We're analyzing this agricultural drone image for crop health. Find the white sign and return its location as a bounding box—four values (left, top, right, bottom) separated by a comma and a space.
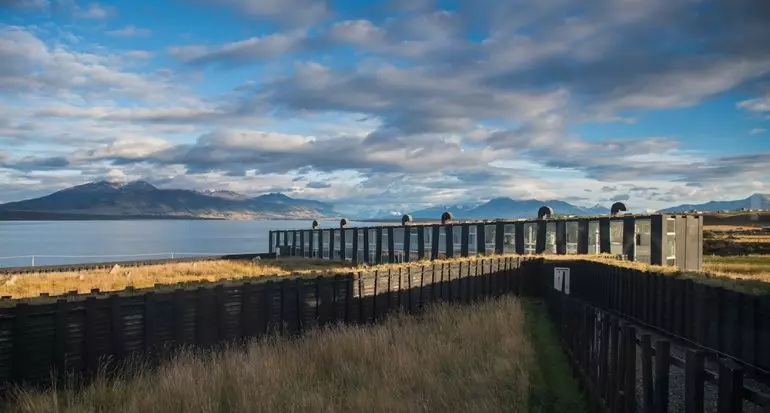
554, 267, 570, 295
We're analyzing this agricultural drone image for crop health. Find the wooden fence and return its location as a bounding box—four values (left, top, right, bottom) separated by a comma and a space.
0, 257, 541, 386
545, 288, 770, 413
540, 260, 770, 376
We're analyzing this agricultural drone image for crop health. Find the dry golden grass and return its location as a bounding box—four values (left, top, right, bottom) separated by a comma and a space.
702, 255, 770, 280
0, 255, 530, 300
12, 297, 536, 413
544, 254, 770, 294
0, 258, 350, 299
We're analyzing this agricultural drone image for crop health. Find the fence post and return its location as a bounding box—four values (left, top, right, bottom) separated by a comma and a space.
717, 359, 743, 413
12, 303, 29, 381
599, 314, 610, 402
685, 350, 706, 413
654, 340, 670, 413
109, 294, 125, 360
54, 299, 68, 376
609, 318, 620, 411
641, 334, 654, 413
624, 326, 637, 413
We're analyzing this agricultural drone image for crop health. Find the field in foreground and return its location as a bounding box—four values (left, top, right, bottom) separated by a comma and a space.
9, 297, 584, 413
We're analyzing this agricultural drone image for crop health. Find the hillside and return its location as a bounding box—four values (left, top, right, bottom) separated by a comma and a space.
0, 181, 337, 220
409, 197, 608, 219
661, 193, 770, 213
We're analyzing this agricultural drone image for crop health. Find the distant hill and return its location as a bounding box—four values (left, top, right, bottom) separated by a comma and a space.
409, 197, 609, 220
660, 194, 770, 213
0, 181, 338, 220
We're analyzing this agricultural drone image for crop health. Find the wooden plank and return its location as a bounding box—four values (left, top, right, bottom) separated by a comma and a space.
144, 292, 156, 354
599, 314, 610, 402
717, 359, 743, 413
685, 350, 706, 413
12, 303, 29, 381
51, 299, 69, 376
654, 340, 671, 413
641, 334, 654, 413
625, 326, 637, 413
609, 318, 620, 411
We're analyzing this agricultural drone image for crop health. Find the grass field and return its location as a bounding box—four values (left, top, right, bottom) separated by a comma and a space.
9, 297, 585, 413
0, 258, 351, 299
702, 255, 770, 280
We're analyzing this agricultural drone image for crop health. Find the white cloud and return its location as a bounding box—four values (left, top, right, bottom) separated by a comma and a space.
750, 128, 767, 135
73, 2, 113, 19
125, 50, 153, 59
739, 95, 770, 113
0, 26, 191, 102
107, 25, 151, 37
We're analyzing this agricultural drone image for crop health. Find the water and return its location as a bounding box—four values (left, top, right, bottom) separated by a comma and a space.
0, 220, 377, 267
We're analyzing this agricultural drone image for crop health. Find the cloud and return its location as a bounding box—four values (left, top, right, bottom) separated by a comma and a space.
169, 31, 304, 66
610, 194, 630, 202
73, 2, 112, 19
188, 0, 330, 27
107, 25, 151, 37
0, 0, 49, 10
125, 50, 153, 59
749, 128, 767, 135
306, 181, 331, 189
0, 26, 188, 101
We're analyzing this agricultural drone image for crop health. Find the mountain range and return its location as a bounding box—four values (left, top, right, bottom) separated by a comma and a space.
660, 193, 770, 213
408, 197, 609, 220
0, 181, 767, 220
0, 181, 337, 220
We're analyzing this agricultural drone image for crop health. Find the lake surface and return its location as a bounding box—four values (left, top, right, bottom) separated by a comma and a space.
0, 220, 377, 268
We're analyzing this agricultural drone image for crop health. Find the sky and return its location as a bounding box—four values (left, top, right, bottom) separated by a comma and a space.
1, 0, 769, 217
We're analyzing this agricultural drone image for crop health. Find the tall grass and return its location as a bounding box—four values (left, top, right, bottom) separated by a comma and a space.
0, 258, 349, 299
11, 298, 543, 413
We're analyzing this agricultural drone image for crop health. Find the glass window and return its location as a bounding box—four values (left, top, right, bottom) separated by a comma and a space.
357, 230, 365, 262
666, 218, 676, 265
635, 220, 651, 264
313, 231, 320, 257
424, 227, 432, 252
452, 225, 462, 255
566, 222, 578, 254
438, 226, 446, 253
524, 223, 537, 254
333, 230, 341, 258
382, 229, 389, 261
610, 221, 623, 256
588, 221, 600, 254
503, 224, 515, 254
322, 230, 330, 259
393, 227, 405, 256
368, 229, 377, 262
546, 222, 557, 254
409, 227, 419, 251
485, 225, 496, 254
469, 226, 477, 254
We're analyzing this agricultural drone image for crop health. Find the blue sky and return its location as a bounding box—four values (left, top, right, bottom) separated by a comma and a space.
1, 0, 769, 216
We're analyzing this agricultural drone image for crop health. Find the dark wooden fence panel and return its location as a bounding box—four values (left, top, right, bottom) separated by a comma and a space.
545, 287, 770, 413
0, 257, 538, 386
544, 259, 770, 375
